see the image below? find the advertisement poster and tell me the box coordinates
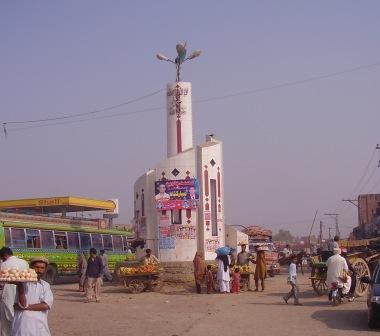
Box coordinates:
[155,179,200,210]
[174,226,196,239]
[159,215,170,227]
[205,238,220,252]
[159,237,175,249]
[159,227,171,238]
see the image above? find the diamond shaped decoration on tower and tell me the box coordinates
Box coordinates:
[171,168,180,177]
[210,159,216,167]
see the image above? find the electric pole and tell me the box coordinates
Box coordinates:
[324,213,339,237]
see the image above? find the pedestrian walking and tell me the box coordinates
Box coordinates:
[99,250,113,282]
[206,265,215,294]
[193,251,206,294]
[216,254,231,293]
[254,248,267,291]
[231,267,241,294]
[85,248,103,303]
[283,255,302,305]
[236,243,253,290]
[78,252,87,292]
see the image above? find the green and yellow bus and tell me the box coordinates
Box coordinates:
[0,213,135,284]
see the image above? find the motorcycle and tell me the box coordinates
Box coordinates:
[328,282,343,306]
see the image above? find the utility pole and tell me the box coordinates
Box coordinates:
[324,213,339,237]
[319,221,323,247]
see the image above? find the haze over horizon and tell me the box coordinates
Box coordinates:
[1,1,380,238]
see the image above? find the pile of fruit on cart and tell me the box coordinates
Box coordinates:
[117,264,160,276]
[210,264,253,274]
[230,264,253,273]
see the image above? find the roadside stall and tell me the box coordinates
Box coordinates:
[114,261,163,294]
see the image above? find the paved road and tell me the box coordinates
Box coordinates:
[49,273,374,336]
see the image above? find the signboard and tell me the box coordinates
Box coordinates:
[159,227,171,238]
[174,226,196,239]
[159,215,170,227]
[155,179,199,210]
[159,237,175,249]
[205,238,220,252]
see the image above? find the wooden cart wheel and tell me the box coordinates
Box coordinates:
[311,265,328,296]
[352,258,370,297]
[240,278,249,292]
[148,278,163,292]
[128,279,145,294]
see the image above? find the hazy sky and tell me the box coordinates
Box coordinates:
[1,1,380,238]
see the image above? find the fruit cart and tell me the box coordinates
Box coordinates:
[309,251,377,297]
[115,261,163,294]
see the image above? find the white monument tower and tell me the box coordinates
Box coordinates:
[133,42,225,265]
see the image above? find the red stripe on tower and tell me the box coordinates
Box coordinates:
[217,168,221,198]
[176,119,182,153]
[204,166,209,197]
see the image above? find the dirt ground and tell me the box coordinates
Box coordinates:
[49,272,374,336]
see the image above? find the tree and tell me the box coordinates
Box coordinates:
[273,229,295,242]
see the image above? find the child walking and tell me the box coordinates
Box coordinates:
[283,255,302,305]
[206,265,216,294]
[232,267,241,294]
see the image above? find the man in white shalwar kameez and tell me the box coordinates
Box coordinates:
[0,247,29,336]
[12,257,53,336]
[216,255,231,293]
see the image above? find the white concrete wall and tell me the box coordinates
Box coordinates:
[133,170,158,255]
[167,82,193,157]
[197,136,225,260]
[225,225,249,254]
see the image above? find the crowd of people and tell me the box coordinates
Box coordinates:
[193,237,357,308]
[193,244,269,295]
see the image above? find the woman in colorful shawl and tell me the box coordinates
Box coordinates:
[254,250,267,291]
[193,251,206,294]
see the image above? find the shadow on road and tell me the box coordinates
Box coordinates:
[312,309,370,331]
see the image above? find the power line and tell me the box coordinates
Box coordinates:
[10,106,165,132]
[357,166,378,194]
[1,88,165,126]
[348,147,378,198]
[3,61,380,135]
[194,62,380,104]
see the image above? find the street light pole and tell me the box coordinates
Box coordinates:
[156,42,201,82]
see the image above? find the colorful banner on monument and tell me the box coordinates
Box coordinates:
[154,179,199,210]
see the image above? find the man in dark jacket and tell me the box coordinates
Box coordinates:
[85,248,103,303]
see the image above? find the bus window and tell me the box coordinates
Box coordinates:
[91,234,103,249]
[41,231,55,249]
[11,229,26,248]
[112,235,123,251]
[80,233,91,251]
[122,236,130,251]
[54,231,68,249]
[67,232,80,250]
[4,228,11,247]
[102,235,113,250]
[26,229,41,248]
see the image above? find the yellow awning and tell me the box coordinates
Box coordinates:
[0,196,116,214]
